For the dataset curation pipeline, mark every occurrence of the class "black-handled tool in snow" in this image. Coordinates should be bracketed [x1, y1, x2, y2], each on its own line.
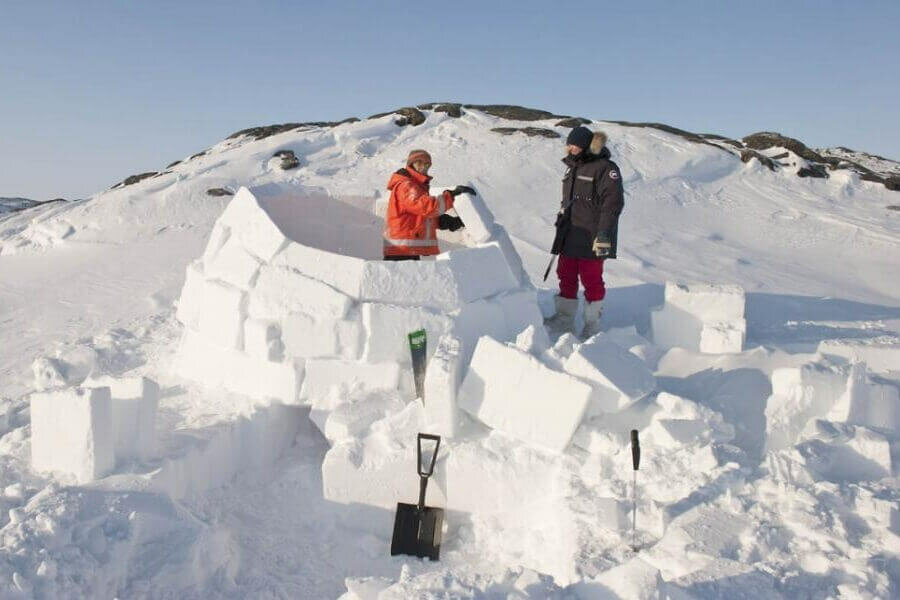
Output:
[630, 429, 641, 551]
[408, 329, 427, 400]
[390, 433, 444, 560]
[542, 255, 556, 282]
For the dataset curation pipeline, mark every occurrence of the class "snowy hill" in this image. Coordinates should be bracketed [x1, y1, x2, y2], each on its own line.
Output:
[0, 105, 898, 598]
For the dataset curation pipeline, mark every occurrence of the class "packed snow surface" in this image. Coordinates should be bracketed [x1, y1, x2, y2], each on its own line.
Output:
[1, 107, 898, 599]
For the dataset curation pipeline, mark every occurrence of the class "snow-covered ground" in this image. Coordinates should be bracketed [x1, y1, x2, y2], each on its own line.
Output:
[0, 107, 898, 599]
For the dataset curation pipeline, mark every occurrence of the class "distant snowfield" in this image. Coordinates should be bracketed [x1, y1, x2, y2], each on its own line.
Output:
[0, 109, 898, 598]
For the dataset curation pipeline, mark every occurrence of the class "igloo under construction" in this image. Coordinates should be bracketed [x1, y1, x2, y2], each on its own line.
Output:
[173, 184, 545, 435]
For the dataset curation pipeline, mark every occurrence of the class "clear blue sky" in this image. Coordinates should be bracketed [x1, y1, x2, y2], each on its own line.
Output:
[2, 0, 898, 199]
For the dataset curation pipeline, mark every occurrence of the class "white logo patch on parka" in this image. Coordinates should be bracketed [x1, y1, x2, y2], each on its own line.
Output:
[609, 170, 619, 180]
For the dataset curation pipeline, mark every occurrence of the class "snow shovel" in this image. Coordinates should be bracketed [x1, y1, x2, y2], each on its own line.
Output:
[408, 329, 427, 400]
[390, 433, 443, 561]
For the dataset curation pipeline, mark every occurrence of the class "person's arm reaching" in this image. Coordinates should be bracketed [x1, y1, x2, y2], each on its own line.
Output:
[397, 180, 454, 218]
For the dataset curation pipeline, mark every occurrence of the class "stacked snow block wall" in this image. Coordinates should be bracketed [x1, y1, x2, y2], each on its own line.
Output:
[30, 377, 159, 483]
[651, 282, 746, 353]
[173, 186, 544, 435]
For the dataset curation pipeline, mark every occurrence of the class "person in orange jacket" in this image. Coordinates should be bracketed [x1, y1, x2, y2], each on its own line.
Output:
[383, 149, 473, 260]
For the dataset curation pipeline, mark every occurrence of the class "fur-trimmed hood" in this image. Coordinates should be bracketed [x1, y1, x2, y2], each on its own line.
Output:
[590, 131, 608, 155]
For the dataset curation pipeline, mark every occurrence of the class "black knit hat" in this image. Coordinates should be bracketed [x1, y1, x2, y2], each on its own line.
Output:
[566, 126, 593, 151]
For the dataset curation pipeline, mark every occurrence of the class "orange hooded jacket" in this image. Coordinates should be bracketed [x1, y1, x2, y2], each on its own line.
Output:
[383, 167, 454, 257]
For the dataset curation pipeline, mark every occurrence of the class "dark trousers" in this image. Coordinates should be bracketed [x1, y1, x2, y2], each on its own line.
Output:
[383, 255, 421, 261]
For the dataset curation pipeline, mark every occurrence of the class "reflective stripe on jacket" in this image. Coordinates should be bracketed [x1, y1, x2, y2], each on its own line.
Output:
[383, 168, 454, 257]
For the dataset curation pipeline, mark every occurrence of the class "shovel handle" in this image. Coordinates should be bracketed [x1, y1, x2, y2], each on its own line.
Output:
[631, 429, 640, 471]
[417, 433, 441, 478]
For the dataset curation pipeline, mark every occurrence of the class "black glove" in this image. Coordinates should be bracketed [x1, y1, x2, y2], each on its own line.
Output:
[450, 185, 476, 197]
[592, 233, 612, 258]
[437, 215, 465, 231]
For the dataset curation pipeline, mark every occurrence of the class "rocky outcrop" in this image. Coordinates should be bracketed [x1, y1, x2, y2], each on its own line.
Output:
[418, 103, 463, 117]
[463, 104, 564, 121]
[272, 150, 300, 170]
[555, 117, 591, 128]
[113, 172, 158, 189]
[166, 160, 182, 168]
[491, 127, 561, 139]
[206, 188, 234, 197]
[797, 164, 829, 179]
[740, 149, 778, 171]
[227, 118, 359, 141]
[742, 132, 825, 163]
[608, 120, 731, 153]
[369, 107, 426, 126]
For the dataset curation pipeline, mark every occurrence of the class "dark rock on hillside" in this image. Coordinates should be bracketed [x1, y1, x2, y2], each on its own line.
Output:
[491, 127, 561, 139]
[417, 103, 463, 117]
[885, 177, 900, 191]
[369, 107, 426, 127]
[797, 164, 829, 179]
[463, 104, 563, 121]
[166, 160, 182, 168]
[273, 150, 300, 170]
[555, 117, 592, 128]
[699, 133, 742, 148]
[206, 188, 234, 197]
[743, 132, 825, 163]
[887, 205, 900, 210]
[190, 151, 207, 160]
[740, 149, 778, 171]
[227, 118, 359, 141]
[607, 121, 731, 153]
[113, 172, 158, 189]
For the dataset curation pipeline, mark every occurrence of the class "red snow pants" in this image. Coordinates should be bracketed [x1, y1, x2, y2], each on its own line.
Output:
[557, 255, 606, 302]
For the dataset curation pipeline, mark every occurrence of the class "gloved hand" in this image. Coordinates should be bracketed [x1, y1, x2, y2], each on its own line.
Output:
[592, 233, 612, 258]
[438, 214, 465, 231]
[450, 185, 476, 197]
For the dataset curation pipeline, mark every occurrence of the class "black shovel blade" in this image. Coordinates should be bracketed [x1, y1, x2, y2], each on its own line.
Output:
[390, 502, 444, 560]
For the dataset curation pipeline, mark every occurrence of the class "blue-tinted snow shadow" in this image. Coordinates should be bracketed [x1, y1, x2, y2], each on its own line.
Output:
[745, 292, 900, 351]
[603, 283, 665, 334]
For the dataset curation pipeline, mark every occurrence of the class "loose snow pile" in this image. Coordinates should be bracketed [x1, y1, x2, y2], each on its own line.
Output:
[0, 106, 898, 599]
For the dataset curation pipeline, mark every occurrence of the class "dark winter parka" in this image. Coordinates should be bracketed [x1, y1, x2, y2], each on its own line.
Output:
[551, 143, 624, 259]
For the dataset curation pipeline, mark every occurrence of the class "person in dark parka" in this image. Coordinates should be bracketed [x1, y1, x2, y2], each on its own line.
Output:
[550, 126, 624, 336]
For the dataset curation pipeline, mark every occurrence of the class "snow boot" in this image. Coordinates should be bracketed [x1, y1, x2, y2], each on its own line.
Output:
[582, 300, 603, 339]
[547, 295, 578, 334]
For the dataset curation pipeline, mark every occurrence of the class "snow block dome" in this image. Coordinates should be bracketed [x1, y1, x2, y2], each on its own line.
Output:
[173, 184, 542, 423]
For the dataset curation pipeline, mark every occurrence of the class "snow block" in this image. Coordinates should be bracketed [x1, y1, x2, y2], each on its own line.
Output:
[175, 260, 206, 330]
[453, 191, 495, 243]
[437, 243, 518, 302]
[459, 337, 592, 452]
[563, 335, 655, 415]
[359, 259, 462, 312]
[797, 422, 892, 482]
[766, 361, 848, 451]
[248, 265, 352, 321]
[573, 558, 665, 600]
[175, 330, 303, 403]
[490, 224, 530, 286]
[300, 358, 401, 403]
[361, 303, 452, 364]
[494, 289, 547, 341]
[423, 334, 462, 438]
[201, 222, 230, 263]
[30, 387, 114, 483]
[203, 237, 262, 290]
[516, 324, 551, 355]
[218, 187, 287, 261]
[281, 312, 361, 359]
[271, 241, 366, 298]
[243, 319, 284, 361]
[83, 376, 159, 462]
[196, 278, 247, 350]
[818, 338, 900, 374]
[699, 320, 746, 354]
[453, 300, 509, 363]
[322, 390, 405, 443]
[830, 363, 900, 434]
[664, 282, 745, 321]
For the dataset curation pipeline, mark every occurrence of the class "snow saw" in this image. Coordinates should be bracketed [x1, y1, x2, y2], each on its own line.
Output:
[390, 433, 443, 561]
[408, 329, 427, 400]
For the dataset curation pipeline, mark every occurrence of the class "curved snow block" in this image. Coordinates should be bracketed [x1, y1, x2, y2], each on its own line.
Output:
[271, 241, 366, 298]
[664, 282, 745, 321]
[361, 303, 452, 364]
[437, 243, 517, 302]
[818, 338, 900, 374]
[204, 237, 262, 290]
[359, 260, 462, 312]
[453, 191, 495, 244]
[248, 265, 352, 321]
[281, 312, 362, 359]
[423, 335, 462, 438]
[459, 337, 591, 452]
[218, 187, 288, 261]
[175, 330, 304, 403]
[83, 376, 159, 462]
[563, 336, 655, 415]
[30, 387, 114, 483]
[175, 260, 205, 330]
[299, 358, 401, 403]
